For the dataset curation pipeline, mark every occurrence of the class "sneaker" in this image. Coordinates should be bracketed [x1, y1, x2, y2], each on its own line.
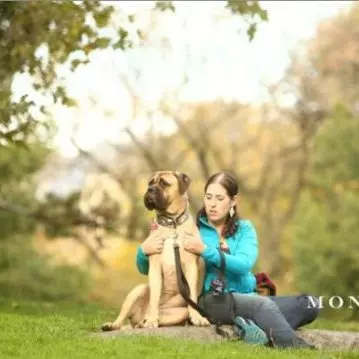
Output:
[233, 316, 269, 345]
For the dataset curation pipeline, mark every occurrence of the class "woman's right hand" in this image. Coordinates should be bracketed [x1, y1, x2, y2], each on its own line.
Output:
[141, 232, 166, 255]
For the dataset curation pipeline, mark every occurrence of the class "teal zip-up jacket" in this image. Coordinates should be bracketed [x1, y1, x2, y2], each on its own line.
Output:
[136, 217, 258, 295]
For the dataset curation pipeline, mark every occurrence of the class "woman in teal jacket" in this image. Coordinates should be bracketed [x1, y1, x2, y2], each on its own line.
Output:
[136, 171, 319, 348]
[196, 216, 258, 295]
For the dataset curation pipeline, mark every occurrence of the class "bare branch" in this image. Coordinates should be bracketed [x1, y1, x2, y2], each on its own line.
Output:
[0, 196, 121, 235]
[124, 127, 162, 171]
[70, 135, 126, 184]
[278, 139, 310, 230]
[72, 232, 106, 268]
[168, 111, 211, 178]
[172, 115, 226, 167]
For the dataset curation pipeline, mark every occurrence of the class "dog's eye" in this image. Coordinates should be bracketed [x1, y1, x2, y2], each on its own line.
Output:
[148, 179, 155, 186]
[159, 179, 170, 186]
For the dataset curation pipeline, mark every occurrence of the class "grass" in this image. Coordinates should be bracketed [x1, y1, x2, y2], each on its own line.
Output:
[0, 298, 359, 359]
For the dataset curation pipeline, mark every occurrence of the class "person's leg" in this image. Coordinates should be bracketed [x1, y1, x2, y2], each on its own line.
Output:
[268, 295, 321, 330]
[233, 294, 309, 348]
[199, 293, 314, 348]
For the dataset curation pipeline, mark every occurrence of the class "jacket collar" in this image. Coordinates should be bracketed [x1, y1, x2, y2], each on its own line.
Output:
[198, 215, 215, 229]
[198, 215, 240, 234]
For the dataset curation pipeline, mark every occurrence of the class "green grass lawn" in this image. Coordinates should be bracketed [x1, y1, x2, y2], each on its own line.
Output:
[0, 298, 358, 359]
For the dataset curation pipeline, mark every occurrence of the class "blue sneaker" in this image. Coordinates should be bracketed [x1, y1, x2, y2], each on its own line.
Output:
[233, 316, 269, 346]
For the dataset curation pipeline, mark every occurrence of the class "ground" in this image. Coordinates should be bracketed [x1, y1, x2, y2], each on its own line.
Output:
[96, 325, 359, 350]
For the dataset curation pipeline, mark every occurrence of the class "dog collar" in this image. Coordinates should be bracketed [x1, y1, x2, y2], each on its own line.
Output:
[156, 211, 190, 228]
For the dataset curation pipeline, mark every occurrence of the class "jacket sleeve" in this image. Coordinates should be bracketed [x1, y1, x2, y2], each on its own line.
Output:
[136, 246, 150, 275]
[200, 220, 258, 275]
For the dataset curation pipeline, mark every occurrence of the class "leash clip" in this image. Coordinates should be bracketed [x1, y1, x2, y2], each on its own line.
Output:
[172, 232, 179, 247]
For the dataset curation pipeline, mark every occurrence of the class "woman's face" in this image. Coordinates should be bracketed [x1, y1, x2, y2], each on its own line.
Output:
[204, 183, 235, 224]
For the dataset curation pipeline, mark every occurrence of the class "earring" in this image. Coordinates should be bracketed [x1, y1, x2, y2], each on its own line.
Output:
[229, 207, 235, 218]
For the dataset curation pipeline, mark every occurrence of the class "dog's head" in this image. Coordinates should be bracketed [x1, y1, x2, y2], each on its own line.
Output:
[143, 171, 190, 212]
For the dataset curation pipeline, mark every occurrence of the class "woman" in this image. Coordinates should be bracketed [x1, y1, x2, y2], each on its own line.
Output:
[185, 171, 320, 348]
[136, 171, 320, 348]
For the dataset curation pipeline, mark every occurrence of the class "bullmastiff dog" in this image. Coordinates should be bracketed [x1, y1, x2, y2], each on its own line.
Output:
[101, 171, 210, 330]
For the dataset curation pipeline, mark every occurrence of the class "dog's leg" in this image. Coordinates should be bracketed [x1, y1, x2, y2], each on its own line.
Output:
[101, 284, 149, 331]
[158, 307, 189, 326]
[186, 257, 210, 326]
[137, 306, 188, 328]
[160, 293, 186, 309]
[142, 254, 162, 328]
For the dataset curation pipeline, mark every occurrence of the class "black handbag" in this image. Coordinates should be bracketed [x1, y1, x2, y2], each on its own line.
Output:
[174, 244, 237, 336]
[199, 248, 237, 325]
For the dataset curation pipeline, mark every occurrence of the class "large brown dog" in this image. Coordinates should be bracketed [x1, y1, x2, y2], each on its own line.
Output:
[101, 171, 210, 330]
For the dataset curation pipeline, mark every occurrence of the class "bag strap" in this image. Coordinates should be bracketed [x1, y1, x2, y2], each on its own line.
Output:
[173, 243, 237, 338]
[173, 242, 214, 321]
[217, 247, 226, 282]
[215, 248, 237, 321]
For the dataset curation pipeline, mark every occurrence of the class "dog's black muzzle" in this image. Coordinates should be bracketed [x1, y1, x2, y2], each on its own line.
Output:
[143, 186, 167, 211]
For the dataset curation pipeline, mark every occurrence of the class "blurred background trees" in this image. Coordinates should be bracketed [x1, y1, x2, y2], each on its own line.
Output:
[0, 0, 358, 320]
[293, 107, 359, 319]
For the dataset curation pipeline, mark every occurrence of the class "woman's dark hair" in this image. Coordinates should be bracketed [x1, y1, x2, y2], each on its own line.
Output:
[196, 171, 240, 238]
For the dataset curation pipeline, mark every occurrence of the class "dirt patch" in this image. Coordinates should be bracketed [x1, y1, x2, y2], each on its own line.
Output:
[297, 329, 359, 350]
[94, 325, 359, 351]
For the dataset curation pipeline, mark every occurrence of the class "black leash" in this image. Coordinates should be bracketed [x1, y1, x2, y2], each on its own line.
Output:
[165, 217, 208, 319]
[173, 239, 237, 338]
[173, 241, 211, 320]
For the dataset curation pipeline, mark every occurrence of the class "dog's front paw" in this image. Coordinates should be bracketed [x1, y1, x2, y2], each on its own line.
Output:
[142, 316, 159, 328]
[101, 322, 121, 332]
[189, 310, 211, 327]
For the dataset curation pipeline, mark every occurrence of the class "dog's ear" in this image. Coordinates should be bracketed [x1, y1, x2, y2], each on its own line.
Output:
[175, 172, 191, 194]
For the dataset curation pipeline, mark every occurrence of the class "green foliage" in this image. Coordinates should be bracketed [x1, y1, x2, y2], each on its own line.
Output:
[155, 1, 268, 41]
[292, 107, 359, 319]
[0, 142, 51, 240]
[0, 143, 93, 303]
[0, 237, 92, 302]
[35, 192, 83, 237]
[0, 142, 49, 182]
[0, 0, 267, 145]
[154, 1, 176, 13]
[0, 142, 122, 241]
[226, 0, 268, 40]
[310, 106, 359, 185]
[0, 0, 117, 144]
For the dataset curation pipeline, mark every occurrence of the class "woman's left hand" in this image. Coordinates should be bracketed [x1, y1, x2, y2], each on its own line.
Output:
[183, 231, 206, 255]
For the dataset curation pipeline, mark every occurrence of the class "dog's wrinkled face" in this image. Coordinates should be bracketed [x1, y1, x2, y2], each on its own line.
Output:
[143, 171, 190, 211]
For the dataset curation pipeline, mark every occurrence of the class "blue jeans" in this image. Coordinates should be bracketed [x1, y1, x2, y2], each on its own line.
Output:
[199, 293, 320, 348]
[268, 295, 320, 330]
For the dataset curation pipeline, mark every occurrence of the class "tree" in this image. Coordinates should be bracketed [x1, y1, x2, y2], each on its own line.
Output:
[274, 2, 359, 295]
[0, 0, 269, 271]
[0, 142, 50, 239]
[1, 0, 111, 144]
[283, 3, 359, 122]
[292, 106, 359, 319]
[257, 5, 359, 279]
[0, 0, 267, 146]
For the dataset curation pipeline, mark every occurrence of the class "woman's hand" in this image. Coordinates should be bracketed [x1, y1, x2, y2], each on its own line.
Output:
[183, 231, 206, 255]
[141, 232, 166, 255]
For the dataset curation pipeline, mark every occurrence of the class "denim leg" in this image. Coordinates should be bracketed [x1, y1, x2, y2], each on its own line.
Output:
[231, 294, 300, 346]
[199, 293, 314, 348]
[267, 295, 321, 330]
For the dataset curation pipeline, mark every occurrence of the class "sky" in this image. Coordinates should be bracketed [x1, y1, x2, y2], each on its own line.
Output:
[13, 1, 353, 157]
